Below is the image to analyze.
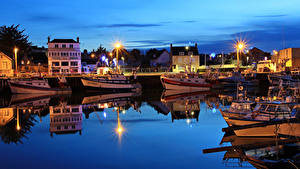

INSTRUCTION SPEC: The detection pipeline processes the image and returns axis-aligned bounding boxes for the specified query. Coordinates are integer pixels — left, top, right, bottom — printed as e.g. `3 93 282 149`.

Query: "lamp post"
14 48 18 76
114 42 121 73
236 42 245 71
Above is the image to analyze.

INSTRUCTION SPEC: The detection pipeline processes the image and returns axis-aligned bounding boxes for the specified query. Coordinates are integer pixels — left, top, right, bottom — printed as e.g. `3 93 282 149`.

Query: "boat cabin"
253 102 291 114
229 101 256 113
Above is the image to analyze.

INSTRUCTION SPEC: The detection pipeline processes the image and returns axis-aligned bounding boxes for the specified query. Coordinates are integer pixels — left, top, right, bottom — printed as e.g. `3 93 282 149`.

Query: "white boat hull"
9 83 71 94
163 82 210 91
81 78 141 91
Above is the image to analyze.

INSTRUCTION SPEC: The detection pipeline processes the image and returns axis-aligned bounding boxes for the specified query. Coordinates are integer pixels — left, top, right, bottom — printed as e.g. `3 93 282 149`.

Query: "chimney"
48 36 50 43
77 37 79 43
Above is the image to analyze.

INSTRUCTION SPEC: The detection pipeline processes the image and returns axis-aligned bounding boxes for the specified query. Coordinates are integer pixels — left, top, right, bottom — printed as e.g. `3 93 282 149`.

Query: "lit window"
179 52 184 56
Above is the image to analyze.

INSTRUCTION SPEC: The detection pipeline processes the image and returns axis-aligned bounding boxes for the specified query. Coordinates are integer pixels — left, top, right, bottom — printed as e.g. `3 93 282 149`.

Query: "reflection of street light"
115 107 125 143
14 48 18 75
109 52 113 57
16 108 21 131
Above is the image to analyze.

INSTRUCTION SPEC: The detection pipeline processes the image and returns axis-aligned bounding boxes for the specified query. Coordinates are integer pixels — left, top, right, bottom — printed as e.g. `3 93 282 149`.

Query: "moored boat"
160 72 212 91
8 77 72 94
81 73 141 92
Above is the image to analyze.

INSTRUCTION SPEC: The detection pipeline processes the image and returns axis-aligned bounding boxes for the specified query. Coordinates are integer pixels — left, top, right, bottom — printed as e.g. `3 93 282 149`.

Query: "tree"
0 25 31 61
95 44 106 56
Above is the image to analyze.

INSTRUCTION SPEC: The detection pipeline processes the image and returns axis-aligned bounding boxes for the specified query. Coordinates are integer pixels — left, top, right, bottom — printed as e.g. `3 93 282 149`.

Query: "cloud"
96 23 162 28
183 20 197 23
28 15 64 22
254 14 287 18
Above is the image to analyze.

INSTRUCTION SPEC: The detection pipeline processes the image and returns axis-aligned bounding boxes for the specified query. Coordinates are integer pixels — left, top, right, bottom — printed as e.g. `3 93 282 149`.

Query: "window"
2 62 8 69
71 62 78 66
70 44 73 48
52 62 59 66
55 44 58 48
72 108 79 112
179 52 184 56
57 126 61 130
188 52 193 55
61 62 69 66
62 44 66 48
64 126 68 129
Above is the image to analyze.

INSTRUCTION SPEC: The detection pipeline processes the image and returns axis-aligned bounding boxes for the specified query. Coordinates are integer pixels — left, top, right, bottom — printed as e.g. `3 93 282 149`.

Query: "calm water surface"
0 89 260 169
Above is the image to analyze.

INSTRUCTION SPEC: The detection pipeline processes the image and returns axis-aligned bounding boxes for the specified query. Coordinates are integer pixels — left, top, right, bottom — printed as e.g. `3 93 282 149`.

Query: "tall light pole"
114 42 121 73
236 42 245 71
14 48 18 76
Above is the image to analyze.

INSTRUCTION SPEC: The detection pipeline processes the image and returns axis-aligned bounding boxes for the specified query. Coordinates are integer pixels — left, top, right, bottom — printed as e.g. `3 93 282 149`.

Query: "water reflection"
49 102 82 136
0 88 298 169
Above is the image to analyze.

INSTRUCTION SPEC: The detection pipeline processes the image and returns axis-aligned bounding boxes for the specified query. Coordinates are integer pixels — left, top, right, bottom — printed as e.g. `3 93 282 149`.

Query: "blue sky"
1 0 300 53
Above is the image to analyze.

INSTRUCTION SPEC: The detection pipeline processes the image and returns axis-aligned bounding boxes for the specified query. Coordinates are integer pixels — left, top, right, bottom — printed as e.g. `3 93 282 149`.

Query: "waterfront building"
49 103 82 136
170 43 199 72
47 37 81 75
0 51 13 77
273 48 300 71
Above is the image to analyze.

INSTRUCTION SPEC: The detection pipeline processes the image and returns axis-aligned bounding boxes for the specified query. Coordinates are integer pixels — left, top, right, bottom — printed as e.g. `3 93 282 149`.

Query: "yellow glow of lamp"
115 42 121 49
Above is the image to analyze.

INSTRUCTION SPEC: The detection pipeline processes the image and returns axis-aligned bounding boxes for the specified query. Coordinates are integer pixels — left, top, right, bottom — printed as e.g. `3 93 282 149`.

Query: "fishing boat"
8 77 72 94
81 72 141 92
160 72 212 91
220 100 256 119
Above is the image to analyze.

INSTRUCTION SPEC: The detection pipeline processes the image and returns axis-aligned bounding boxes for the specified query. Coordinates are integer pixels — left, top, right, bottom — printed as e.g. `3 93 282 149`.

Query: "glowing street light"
14 47 18 75
91 53 95 58
273 50 278 55
114 42 122 73
235 41 246 70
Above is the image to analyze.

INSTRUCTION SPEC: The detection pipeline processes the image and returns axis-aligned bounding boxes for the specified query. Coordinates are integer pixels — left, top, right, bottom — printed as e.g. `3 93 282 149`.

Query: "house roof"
0 51 12 60
50 39 78 43
171 46 199 55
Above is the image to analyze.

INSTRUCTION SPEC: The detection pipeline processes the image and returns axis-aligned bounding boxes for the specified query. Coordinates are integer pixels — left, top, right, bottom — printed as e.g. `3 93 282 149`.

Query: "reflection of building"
50 104 82 136
171 44 199 72
273 48 300 70
47 37 82 75
0 108 14 126
0 51 13 76
170 101 200 122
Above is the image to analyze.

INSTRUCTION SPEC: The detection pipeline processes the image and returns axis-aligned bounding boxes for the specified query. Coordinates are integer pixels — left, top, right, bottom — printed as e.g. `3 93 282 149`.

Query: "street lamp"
14 48 18 76
91 53 95 58
235 41 246 70
114 42 122 73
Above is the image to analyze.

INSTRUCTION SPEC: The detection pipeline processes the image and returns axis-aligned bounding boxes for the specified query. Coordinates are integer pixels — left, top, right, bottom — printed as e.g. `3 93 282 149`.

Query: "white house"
0 52 13 77
49 103 82 136
47 37 82 75
171 44 200 73
151 50 170 66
